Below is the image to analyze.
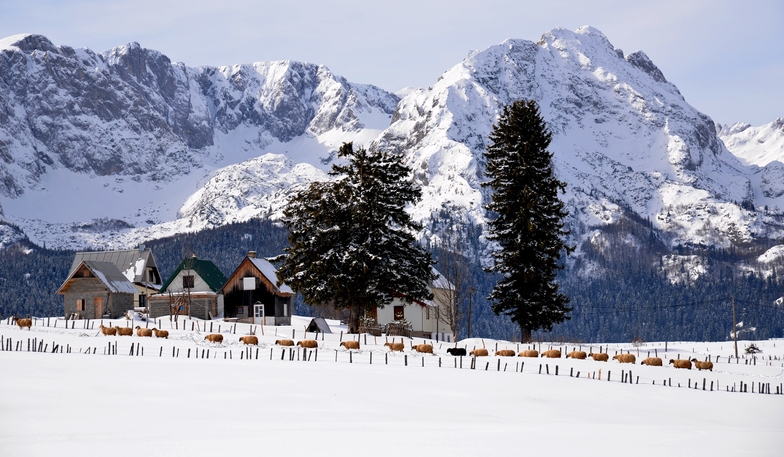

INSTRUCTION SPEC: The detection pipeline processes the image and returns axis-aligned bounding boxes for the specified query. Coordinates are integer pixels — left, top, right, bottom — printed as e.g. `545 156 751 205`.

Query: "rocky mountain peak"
0 33 58 54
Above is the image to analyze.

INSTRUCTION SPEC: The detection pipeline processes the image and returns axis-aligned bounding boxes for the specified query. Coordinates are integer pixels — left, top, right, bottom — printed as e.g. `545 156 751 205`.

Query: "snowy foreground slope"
1 317 782 457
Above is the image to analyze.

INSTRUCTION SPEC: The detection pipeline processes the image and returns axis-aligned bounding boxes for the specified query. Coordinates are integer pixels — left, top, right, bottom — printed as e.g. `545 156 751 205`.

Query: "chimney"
247 251 257 258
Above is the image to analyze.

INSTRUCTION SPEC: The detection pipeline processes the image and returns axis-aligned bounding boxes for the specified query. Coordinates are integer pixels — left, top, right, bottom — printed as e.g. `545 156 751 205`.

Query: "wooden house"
147 256 227 320
68 246 162 309
219 252 293 325
57 260 139 319
374 268 453 340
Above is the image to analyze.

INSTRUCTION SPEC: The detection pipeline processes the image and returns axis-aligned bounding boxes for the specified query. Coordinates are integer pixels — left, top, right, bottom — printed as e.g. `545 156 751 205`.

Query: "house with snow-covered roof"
147 255 227 320
219 251 293 325
57 260 139 319
373 268 453 340
68 246 162 309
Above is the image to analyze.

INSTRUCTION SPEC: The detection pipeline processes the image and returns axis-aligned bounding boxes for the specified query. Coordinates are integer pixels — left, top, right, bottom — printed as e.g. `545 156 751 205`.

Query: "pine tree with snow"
483 99 573 342
277 142 435 333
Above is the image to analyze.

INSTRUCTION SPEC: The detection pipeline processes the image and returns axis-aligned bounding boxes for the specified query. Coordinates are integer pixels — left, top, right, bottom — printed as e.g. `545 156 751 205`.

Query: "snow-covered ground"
1 315 783 456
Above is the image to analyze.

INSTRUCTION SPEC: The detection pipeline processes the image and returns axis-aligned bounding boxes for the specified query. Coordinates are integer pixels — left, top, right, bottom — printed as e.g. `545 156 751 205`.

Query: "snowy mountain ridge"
0 33 396 248
374 26 784 256
0 29 783 267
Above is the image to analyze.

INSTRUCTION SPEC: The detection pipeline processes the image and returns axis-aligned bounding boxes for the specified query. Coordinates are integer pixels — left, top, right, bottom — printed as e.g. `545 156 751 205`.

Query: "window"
182 275 195 289
243 277 256 291
76 299 85 311
237 306 244 315
394 306 404 321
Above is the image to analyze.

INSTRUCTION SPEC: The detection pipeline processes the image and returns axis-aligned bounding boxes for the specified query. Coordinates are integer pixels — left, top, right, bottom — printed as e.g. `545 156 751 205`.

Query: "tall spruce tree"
277 142 435 333
483 99 573 342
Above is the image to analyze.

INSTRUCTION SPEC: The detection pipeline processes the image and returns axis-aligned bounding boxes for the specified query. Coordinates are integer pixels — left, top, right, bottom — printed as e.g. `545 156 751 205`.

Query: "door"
253 302 265 325
94 297 104 318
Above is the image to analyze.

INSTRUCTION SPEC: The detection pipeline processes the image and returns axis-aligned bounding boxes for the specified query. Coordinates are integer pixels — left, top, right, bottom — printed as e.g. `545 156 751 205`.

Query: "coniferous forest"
0 215 782 343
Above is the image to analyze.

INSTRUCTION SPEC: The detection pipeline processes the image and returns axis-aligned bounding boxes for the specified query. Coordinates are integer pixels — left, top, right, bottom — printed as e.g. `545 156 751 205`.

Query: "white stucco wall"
377 297 438 333
167 270 212 294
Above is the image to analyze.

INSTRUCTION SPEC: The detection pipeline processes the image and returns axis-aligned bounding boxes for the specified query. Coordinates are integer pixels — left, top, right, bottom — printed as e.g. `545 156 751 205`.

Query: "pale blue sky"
2 0 781 125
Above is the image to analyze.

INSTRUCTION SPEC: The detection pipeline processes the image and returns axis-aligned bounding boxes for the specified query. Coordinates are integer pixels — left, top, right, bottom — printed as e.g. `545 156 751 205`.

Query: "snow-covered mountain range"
0 33 394 248
1 28 783 268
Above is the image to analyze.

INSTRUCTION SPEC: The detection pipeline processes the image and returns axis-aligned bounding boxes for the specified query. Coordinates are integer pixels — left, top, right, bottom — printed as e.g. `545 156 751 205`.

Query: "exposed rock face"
375 26 781 248
1 28 783 256
0 34 398 197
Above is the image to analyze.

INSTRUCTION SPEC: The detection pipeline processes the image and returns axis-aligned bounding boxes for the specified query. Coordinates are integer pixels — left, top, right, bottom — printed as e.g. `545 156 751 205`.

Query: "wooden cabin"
68 246 162 309
148 256 228 320
57 261 138 319
219 252 293 325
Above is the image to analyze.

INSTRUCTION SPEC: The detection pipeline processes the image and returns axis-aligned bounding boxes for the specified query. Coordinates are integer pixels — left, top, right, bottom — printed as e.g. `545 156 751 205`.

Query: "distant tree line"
1 212 781 342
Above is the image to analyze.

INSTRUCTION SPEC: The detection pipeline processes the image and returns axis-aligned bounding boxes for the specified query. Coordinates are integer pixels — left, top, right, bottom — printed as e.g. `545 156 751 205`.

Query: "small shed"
306 317 332 334
57 261 138 319
148 256 227 320
219 251 293 325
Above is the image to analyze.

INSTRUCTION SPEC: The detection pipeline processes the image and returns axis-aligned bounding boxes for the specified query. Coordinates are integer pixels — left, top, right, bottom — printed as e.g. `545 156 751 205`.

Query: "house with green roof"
148 255 228 320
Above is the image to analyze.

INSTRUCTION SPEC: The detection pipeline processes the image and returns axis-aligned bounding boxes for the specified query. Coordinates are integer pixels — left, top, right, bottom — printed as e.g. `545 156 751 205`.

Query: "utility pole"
732 295 738 358
467 286 474 339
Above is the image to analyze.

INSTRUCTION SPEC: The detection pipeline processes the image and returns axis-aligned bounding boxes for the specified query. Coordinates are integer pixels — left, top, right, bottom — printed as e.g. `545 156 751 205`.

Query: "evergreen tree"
483 99 573 342
277 142 435 333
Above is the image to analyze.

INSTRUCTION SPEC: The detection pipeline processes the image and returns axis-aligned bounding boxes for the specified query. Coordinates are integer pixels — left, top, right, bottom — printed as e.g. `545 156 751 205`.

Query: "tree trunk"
348 306 361 334
521 327 532 343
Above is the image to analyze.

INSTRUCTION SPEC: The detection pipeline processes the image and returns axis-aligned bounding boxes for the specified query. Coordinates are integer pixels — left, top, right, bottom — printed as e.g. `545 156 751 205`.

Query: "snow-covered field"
1 315 783 457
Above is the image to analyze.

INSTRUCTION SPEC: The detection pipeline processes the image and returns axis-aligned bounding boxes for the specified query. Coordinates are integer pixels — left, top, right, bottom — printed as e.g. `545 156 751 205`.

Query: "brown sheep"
496 349 516 357
669 359 692 369
612 353 636 364
114 326 133 336
152 328 169 339
518 350 539 357
204 333 224 343
691 358 713 371
541 349 562 358
99 324 117 336
384 342 405 352
566 351 587 359
297 339 318 348
239 336 258 345
275 339 295 346
588 352 609 362
135 326 153 337
414 344 433 353
340 341 360 350
13 317 32 330
470 348 489 357
641 357 663 366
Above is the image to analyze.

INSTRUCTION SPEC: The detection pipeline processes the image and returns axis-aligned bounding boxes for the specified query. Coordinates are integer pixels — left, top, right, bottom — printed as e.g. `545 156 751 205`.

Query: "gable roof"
159 257 228 293
221 254 293 296
57 261 139 295
69 248 159 284
249 257 293 294
430 267 453 290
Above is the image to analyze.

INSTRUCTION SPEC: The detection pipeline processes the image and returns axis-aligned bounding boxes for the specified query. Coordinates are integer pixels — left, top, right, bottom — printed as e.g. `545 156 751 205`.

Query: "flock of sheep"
12 316 714 371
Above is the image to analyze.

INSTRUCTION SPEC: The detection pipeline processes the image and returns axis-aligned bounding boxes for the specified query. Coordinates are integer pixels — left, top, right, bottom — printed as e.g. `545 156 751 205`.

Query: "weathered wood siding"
222 258 292 322
61 278 133 319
